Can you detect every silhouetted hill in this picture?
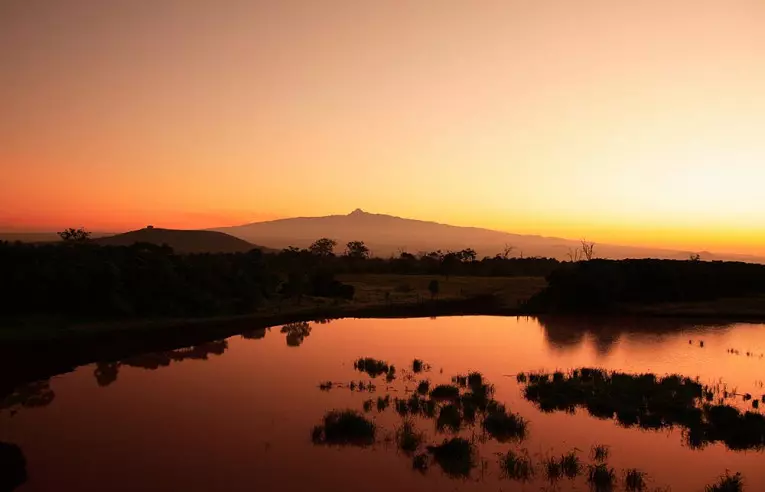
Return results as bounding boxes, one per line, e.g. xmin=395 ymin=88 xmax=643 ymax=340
xmin=95 ymin=228 xmax=269 ymax=254
xmin=213 ymin=209 xmax=764 ymax=262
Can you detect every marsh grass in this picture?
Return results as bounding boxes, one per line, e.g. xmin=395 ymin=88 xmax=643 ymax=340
xmin=354 ymin=358 xmax=390 ymax=378
xmin=430 ymin=384 xmax=460 ymax=400
xmin=482 ymin=404 xmax=528 ymax=442
xmin=436 ymin=403 xmax=462 ymax=432
xmin=560 ymin=450 xmax=582 ymax=478
xmin=521 ymin=368 xmax=765 ymax=450
xmin=624 ymin=468 xmax=646 ymax=491
xmin=588 ymin=463 xmax=616 ymax=491
xmin=705 ymin=471 xmax=744 ymax=492
xmin=498 ymin=449 xmax=534 ymax=481
xmin=543 ymin=456 xmax=561 ymax=482
xmin=412 ymin=359 xmax=426 ymax=373
xmin=427 ymin=438 xmax=475 ymax=478
xmin=376 ymin=395 xmax=390 ymax=412
xmin=592 ymin=444 xmax=610 ymax=461
xmin=416 ymin=380 xmax=430 ymax=395
xmin=312 ymin=410 xmax=376 ymax=446
xmin=396 ymin=420 xmax=424 ymax=454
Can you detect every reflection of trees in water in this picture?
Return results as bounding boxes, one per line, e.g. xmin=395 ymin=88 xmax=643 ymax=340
xmin=281 ymin=322 xmax=311 ymax=347
xmin=94 ymin=362 xmax=119 ymax=387
xmin=241 ymin=327 xmax=268 ymax=340
xmin=0 ymin=441 xmax=27 ymax=492
xmin=536 ymin=316 xmax=732 ymax=355
xmin=93 ymin=340 xmax=229 ymax=387
xmin=1 ymin=380 xmax=55 ymax=412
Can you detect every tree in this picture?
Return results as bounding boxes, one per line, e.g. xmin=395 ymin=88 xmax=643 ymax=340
xmin=689 ymin=253 xmax=702 ymax=262
xmin=428 ymin=279 xmax=440 ymax=299
xmin=580 ymin=239 xmax=596 ymax=261
xmin=500 ymin=244 xmax=516 ymax=259
xmin=58 ymin=227 xmax=91 ymax=242
xmin=459 ymin=248 xmax=477 ymax=263
xmin=345 ymin=240 xmax=370 ymax=259
xmin=309 ymin=238 xmax=337 ymax=257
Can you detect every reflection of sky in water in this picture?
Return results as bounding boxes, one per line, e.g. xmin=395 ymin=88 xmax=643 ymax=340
xmin=1 ymin=316 xmax=764 ymax=492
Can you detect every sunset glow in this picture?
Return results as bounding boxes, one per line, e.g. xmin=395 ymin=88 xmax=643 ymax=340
xmin=2 ymin=1 xmax=764 ymax=255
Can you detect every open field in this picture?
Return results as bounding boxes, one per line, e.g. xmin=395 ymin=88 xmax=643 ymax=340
xmin=337 ymin=274 xmax=547 ymax=308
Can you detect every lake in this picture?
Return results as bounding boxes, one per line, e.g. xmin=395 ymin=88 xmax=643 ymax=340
xmin=2 ymin=316 xmax=765 ymax=491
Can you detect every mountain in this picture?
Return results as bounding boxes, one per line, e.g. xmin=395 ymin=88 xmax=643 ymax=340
xmin=213 ymin=209 xmax=764 ymax=262
xmin=94 ymin=227 xmax=269 ymax=254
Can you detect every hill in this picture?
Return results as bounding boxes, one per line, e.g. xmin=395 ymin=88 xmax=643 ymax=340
xmin=213 ymin=209 xmax=764 ymax=262
xmin=95 ymin=228 xmax=267 ymax=254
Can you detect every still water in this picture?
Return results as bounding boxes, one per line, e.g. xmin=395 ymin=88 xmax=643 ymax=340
xmin=2 ymin=316 xmax=765 ymax=491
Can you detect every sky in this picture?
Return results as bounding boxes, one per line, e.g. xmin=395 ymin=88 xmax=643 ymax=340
xmin=2 ymin=0 xmax=764 ymax=255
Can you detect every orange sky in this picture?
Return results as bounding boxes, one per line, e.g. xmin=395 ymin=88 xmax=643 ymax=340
xmin=2 ymin=1 xmax=764 ymax=255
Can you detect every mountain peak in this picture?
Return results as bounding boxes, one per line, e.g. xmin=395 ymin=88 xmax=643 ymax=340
xmin=348 ymin=208 xmax=367 ymax=216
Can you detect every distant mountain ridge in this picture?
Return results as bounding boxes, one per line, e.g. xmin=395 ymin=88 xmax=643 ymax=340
xmin=95 ymin=228 xmax=268 ymax=254
xmin=212 ymin=209 xmax=764 ymax=263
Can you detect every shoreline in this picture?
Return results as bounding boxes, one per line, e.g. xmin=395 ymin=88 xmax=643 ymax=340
xmin=2 ymin=296 xmax=764 ymax=400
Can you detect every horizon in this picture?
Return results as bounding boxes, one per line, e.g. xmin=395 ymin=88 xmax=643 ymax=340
xmin=2 ymin=1 xmax=764 ymax=256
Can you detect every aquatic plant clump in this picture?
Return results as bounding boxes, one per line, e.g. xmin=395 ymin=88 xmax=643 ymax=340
xmin=543 ymin=456 xmax=562 ymax=482
xmin=588 ymin=463 xmax=616 ymax=491
xmin=412 ymin=359 xmax=428 ymax=373
xmin=0 ymin=442 xmax=27 ymax=492
xmin=559 ymin=450 xmax=582 ymax=478
xmin=482 ymin=404 xmax=528 ymax=442
xmin=396 ymin=420 xmax=424 ymax=453
xmin=353 ymin=358 xmax=391 ymax=378
xmin=412 ymin=453 xmax=429 ymax=472
xmin=426 ymin=438 xmax=475 ymax=477
xmin=311 ymin=410 xmax=376 ymax=446
xmin=592 ymin=444 xmax=610 ymax=462
xmin=521 ymin=367 xmax=765 ymax=450
xmin=416 ymin=380 xmax=430 ymax=395
xmin=705 ymin=471 xmax=744 ymax=492
xmin=430 ymin=384 xmax=461 ymax=400
xmin=624 ymin=468 xmax=647 ymax=491
xmin=436 ymin=403 xmax=462 ymax=432
xmin=498 ymin=449 xmax=534 ymax=481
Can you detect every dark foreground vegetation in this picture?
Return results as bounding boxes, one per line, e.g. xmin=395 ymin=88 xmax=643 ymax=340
xmin=0 ymin=442 xmax=27 ymax=492
xmin=308 ymin=357 xmax=750 ymax=490
xmin=520 ymin=368 xmax=765 ymax=450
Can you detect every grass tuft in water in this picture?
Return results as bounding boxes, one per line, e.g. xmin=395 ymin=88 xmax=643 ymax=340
xmin=426 ymin=438 xmax=475 ymax=478
xmin=353 ymin=358 xmax=390 ymax=378
xmin=416 ymin=380 xmax=430 ymax=395
xmin=482 ymin=404 xmax=528 ymax=442
xmin=376 ymin=395 xmax=390 ymax=412
xmin=498 ymin=449 xmax=534 ymax=481
xmin=363 ymin=399 xmax=373 ymax=412
xmin=412 ymin=359 xmax=427 ymax=373
xmin=560 ymin=450 xmax=582 ymax=478
xmin=624 ymin=468 xmax=647 ymax=491
xmin=592 ymin=444 xmax=610 ymax=461
xmin=588 ymin=464 xmax=616 ymax=491
xmin=430 ymin=384 xmax=460 ymax=400
xmin=436 ymin=403 xmax=462 ymax=432
xmin=543 ymin=456 xmax=561 ymax=482
xmin=396 ymin=420 xmax=424 ymax=454
xmin=705 ymin=471 xmax=744 ymax=492
xmin=312 ymin=410 xmax=376 ymax=446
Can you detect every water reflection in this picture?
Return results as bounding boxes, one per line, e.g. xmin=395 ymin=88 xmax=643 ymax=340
xmin=1 ymin=380 xmax=55 ymax=413
xmin=281 ymin=322 xmax=311 ymax=347
xmin=93 ymin=340 xmax=228 ymax=387
xmin=0 ymin=441 xmax=27 ymax=492
xmin=537 ymin=315 xmax=732 ymax=354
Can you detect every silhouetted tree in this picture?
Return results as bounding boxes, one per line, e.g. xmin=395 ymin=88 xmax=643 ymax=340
xmin=581 ymin=239 xmax=596 ymax=261
xmin=345 ymin=240 xmax=370 ymax=259
xmin=428 ymin=279 xmax=440 ymax=300
xmin=58 ymin=227 xmax=91 ymax=242
xmin=309 ymin=238 xmax=337 ymax=257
